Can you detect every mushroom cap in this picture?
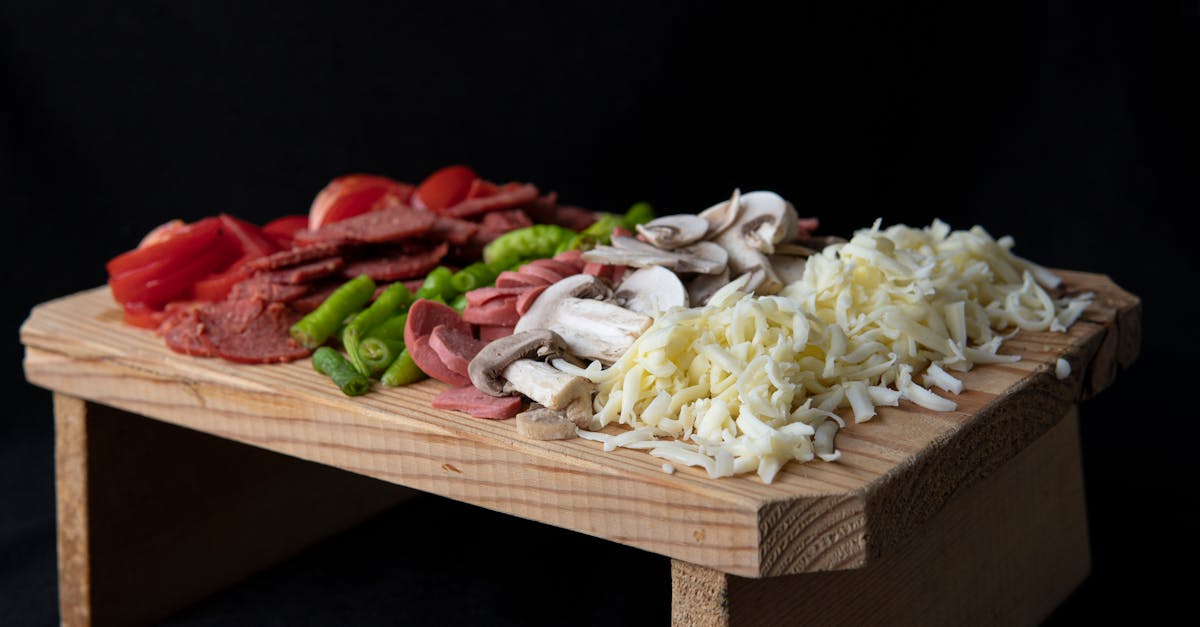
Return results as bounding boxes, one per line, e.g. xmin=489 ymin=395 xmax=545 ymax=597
xmin=468 ymin=329 xmax=568 ymax=396
xmin=585 ymin=236 xmax=726 ymax=275
xmin=672 ymin=241 xmax=728 ymax=274
xmin=737 ymin=191 xmax=795 ymax=254
xmin=699 ymin=188 xmax=742 ymax=236
xmin=635 ymin=215 xmax=710 ymax=249
xmin=613 ymin=265 xmax=689 ymax=316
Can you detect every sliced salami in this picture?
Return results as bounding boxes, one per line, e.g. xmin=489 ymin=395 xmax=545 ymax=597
xmin=244 ymin=242 xmax=343 ymax=272
xmin=426 ymin=216 xmax=480 ymax=245
xmin=297 ymin=205 xmax=437 ymax=244
xmin=343 ymin=242 xmax=449 ymax=282
xmin=207 ymin=301 xmax=312 ymax=364
xmin=439 ymin=184 xmax=539 ymax=219
xmin=229 ymin=276 xmax=310 ymax=303
xmin=265 ymin=257 xmax=345 ymax=284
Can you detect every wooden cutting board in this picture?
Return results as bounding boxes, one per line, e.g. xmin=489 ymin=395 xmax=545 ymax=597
xmin=20 ymin=270 xmax=1139 ymax=578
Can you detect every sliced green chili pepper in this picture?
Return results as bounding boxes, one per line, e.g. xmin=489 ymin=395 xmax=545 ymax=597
xmin=359 ymin=337 xmax=406 ymax=374
xmin=621 ymin=201 xmax=655 ymax=229
xmin=344 ymin=282 xmax=414 ymax=375
xmin=451 ymin=262 xmax=501 ymax=293
xmin=290 ymin=275 xmax=375 ymax=349
xmin=482 ymin=224 xmax=577 ymax=267
xmin=312 ymin=347 xmax=371 ymax=396
xmin=416 ymin=266 xmax=457 ymax=301
xmin=380 ymin=348 xmax=427 ymax=386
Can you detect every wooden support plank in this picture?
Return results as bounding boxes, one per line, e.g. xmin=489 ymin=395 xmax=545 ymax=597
xmin=671 ymin=407 xmax=1090 ymax=626
xmin=52 ymin=393 xmax=414 ymax=627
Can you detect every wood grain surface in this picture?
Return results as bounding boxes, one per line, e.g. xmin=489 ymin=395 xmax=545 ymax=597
xmin=21 ymin=270 xmax=1139 ymax=578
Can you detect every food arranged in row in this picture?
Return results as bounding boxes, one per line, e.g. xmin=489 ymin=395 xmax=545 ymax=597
xmin=107 ymin=171 xmax=1095 ymax=484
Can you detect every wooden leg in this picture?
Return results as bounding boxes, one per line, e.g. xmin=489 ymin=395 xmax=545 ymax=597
xmin=53 ymin=394 xmax=415 ymax=627
xmin=671 ymin=408 xmax=1090 ymax=626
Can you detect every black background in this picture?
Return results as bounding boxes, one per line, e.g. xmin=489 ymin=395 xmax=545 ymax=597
xmin=3 ymin=1 xmax=1196 ymax=624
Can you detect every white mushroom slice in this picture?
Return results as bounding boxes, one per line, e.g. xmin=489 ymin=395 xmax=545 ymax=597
xmin=687 ymin=268 xmax=730 ymax=306
xmin=770 ymin=254 xmax=808 ymax=285
xmin=584 ymin=236 xmax=725 ymax=275
xmin=773 ymin=243 xmax=819 ymax=257
xmin=501 ymin=360 xmax=592 ymax=410
xmin=709 ymin=190 xmax=802 ymax=295
xmin=699 ymin=188 xmax=742 ymax=236
xmin=613 ymin=266 xmax=689 ymax=316
xmin=671 ymin=241 xmax=728 ymax=274
xmin=515 ymin=274 xmax=653 ymax=364
xmin=515 ymin=405 xmax=578 ymax=440
xmin=635 ymin=215 xmax=710 ymax=249
xmin=737 ymin=191 xmax=796 ymax=254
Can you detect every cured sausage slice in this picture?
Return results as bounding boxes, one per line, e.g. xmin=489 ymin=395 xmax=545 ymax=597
xmin=342 ymin=242 xmax=449 ymax=282
xmin=297 ymin=206 xmax=437 ymax=244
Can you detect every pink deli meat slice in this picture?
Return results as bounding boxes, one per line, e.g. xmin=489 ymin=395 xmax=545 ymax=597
xmin=431 ymin=385 xmax=524 ymax=420
xmin=428 ymin=325 xmax=489 ymax=378
xmin=461 ymin=295 xmax=520 ymax=327
xmin=408 ymin=335 xmax=471 ymax=387
xmin=405 ymin=299 xmax=471 ymax=351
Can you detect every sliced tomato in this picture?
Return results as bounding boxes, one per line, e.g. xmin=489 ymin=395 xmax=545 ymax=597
xmin=121 ymin=302 xmax=167 ymax=329
xmin=308 ymin=174 xmax=415 ymax=230
xmin=192 ymin=262 xmax=252 ymax=302
xmin=466 ymin=178 xmax=499 ymax=199
xmin=110 ymin=237 xmax=242 ymax=308
xmin=107 ymin=216 xmax=226 ymax=277
xmin=262 ymin=215 xmax=309 ymax=247
xmin=217 ymin=214 xmax=278 ymax=259
xmin=138 ymin=219 xmax=187 ymax=248
xmin=413 ymin=165 xmax=478 ymax=212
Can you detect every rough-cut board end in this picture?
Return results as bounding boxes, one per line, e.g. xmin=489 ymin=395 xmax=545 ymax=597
xmin=755 ymin=494 xmax=868 ymax=578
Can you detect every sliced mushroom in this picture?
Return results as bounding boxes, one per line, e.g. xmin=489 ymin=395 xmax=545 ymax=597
xmin=582 ymin=236 xmax=725 ymax=275
xmin=770 ymin=254 xmax=808 ymax=285
xmin=710 ymin=191 xmax=801 ymax=295
xmin=686 ymin=267 xmax=730 ymax=306
xmin=671 ymin=241 xmax=728 ymax=274
xmin=773 ymin=243 xmax=819 ymax=257
xmin=515 ymin=405 xmax=578 ymax=440
xmin=515 ymin=274 xmax=653 ymax=364
xmin=635 ymin=215 xmax=709 ymax=249
xmin=699 ymin=188 xmax=742 ymax=236
xmin=468 ymin=330 xmax=591 ymax=410
xmin=613 ymin=266 xmax=689 ymax=316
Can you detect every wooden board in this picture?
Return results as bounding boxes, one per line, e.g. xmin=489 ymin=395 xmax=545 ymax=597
xmin=20 ymin=270 xmax=1140 ymax=578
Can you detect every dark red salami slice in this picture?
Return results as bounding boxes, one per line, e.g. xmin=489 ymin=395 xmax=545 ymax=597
xmin=431 ymin=385 xmax=524 ymax=419
xmin=425 ymin=216 xmax=480 ymax=245
xmin=229 ymin=275 xmax=311 ymax=303
xmin=163 ymin=309 xmax=217 ymax=357
xmin=205 ymin=300 xmax=311 ymax=364
xmin=245 ymin=242 xmax=343 ymax=272
xmin=438 ymin=184 xmax=539 ymax=218
xmin=479 ymin=209 xmax=532 ymax=233
xmin=428 ymin=325 xmax=489 ymax=377
xmin=265 ymin=257 xmax=345 ymax=284
xmin=297 ymin=206 xmax=437 ymax=244
xmin=343 ymin=242 xmax=449 ymax=282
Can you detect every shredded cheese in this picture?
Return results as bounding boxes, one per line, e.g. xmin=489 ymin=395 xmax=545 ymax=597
xmin=583 ymin=220 xmax=1094 ymax=483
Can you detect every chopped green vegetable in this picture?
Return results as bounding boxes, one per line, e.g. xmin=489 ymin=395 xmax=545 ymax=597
xmin=482 ymin=224 xmax=577 ymax=267
xmin=416 ymin=266 xmax=457 ymax=301
xmin=359 ymin=337 xmax=405 ymax=374
xmin=621 ymin=201 xmax=655 ymax=230
xmin=290 ymin=275 xmax=375 ymax=349
xmin=356 ymin=313 xmax=408 ymax=375
xmin=312 ymin=346 xmax=371 ymax=396
xmin=450 ymin=292 xmax=468 ymax=313
xmin=381 ymin=348 xmax=427 ymax=386
xmin=451 ymin=262 xmax=500 ymax=293
xmin=344 ymin=282 xmax=414 ymax=375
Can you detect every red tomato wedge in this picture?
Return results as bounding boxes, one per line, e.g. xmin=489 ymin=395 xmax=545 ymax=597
xmin=262 ymin=215 xmax=309 ymax=246
xmin=466 ymin=178 xmax=499 ymax=199
xmin=192 ymin=262 xmax=252 ymax=302
xmin=107 ymin=216 xmax=227 ymax=277
xmin=413 ymin=165 xmax=478 ymax=212
xmin=218 ymin=214 xmax=278 ymax=258
xmin=308 ymin=174 xmax=415 ymax=231
xmin=109 ymin=240 xmax=242 ymax=309
xmin=121 ymin=302 xmax=167 ymax=329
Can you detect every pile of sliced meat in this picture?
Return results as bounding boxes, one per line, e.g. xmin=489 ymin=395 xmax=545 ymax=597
xmin=410 ymin=250 xmax=631 ymax=419
xmin=160 ymin=188 xmax=590 ymax=364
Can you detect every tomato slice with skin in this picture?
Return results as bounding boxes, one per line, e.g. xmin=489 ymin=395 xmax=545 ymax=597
xmin=218 ymin=214 xmax=278 ymax=258
xmin=308 ymin=175 xmax=415 ymax=230
xmin=413 ymin=165 xmax=478 ymax=212
xmin=107 ymin=216 xmax=226 ymax=277
xmin=192 ymin=260 xmax=253 ymax=302
xmin=466 ymin=178 xmax=499 ymax=200
xmin=122 ymin=302 xmax=167 ymax=329
xmin=110 ymin=236 xmax=242 ymax=308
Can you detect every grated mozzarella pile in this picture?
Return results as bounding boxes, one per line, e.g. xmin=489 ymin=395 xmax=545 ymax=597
xmin=577 ymin=220 xmax=1094 ymax=483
